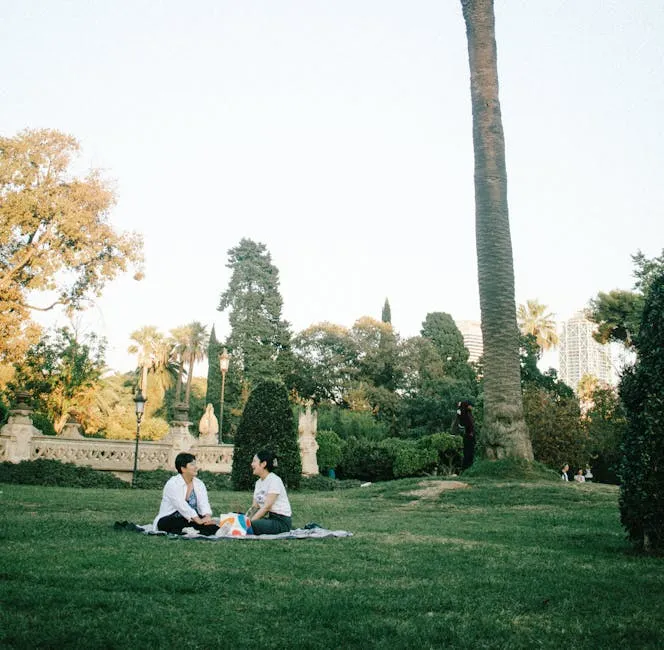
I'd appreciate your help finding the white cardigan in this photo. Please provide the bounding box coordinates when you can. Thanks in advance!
[153,474,212,529]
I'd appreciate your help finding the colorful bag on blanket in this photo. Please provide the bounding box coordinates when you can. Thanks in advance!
[216,513,252,537]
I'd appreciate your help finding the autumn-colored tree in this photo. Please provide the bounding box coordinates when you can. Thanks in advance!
[0,129,143,361]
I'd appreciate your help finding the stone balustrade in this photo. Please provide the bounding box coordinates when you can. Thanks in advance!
[0,404,319,482]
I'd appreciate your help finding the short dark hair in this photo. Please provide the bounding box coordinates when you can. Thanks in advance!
[175,452,196,474]
[256,450,277,472]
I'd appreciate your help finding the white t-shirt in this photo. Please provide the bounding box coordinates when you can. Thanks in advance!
[253,472,292,517]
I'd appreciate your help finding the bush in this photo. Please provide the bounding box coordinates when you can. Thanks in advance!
[619,270,664,553]
[336,437,440,481]
[316,429,345,473]
[31,412,57,436]
[417,433,463,475]
[298,475,362,491]
[0,459,128,488]
[317,405,388,441]
[231,380,301,490]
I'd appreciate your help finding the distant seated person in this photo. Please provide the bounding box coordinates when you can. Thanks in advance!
[584,466,593,482]
[574,468,586,483]
[246,450,292,535]
[153,452,219,536]
[561,464,570,481]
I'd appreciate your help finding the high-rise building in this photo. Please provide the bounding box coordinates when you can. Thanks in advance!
[456,320,483,363]
[558,312,613,390]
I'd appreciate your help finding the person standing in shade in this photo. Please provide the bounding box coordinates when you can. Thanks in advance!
[246,450,293,535]
[153,452,219,536]
[561,464,570,481]
[457,401,476,471]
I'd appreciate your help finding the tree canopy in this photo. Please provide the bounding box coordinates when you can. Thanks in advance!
[0,129,144,361]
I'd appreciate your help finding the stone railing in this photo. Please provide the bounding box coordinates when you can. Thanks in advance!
[1,404,320,482]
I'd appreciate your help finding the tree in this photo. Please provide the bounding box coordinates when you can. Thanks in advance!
[0,129,143,362]
[169,325,190,404]
[231,380,301,490]
[205,325,223,422]
[381,298,392,324]
[183,321,208,408]
[461,0,533,461]
[127,326,176,416]
[619,269,664,552]
[10,326,106,433]
[218,239,292,388]
[587,290,643,348]
[517,300,559,351]
[587,249,664,349]
[421,312,475,385]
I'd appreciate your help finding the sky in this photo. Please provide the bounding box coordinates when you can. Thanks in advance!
[2,0,663,375]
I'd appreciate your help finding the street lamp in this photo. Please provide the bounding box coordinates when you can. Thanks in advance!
[131,388,147,488]
[218,348,230,444]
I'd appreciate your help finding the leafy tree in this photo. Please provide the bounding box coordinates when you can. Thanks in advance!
[587,290,643,348]
[231,380,301,490]
[218,239,292,387]
[517,300,559,350]
[9,326,106,433]
[0,129,143,362]
[520,334,573,399]
[619,269,664,552]
[290,322,358,404]
[587,249,664,349]
[583,384,626,484]
[420,312,475,385]
[461,0,532,461]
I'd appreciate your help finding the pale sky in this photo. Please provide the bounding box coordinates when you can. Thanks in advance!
[2,0,663,374]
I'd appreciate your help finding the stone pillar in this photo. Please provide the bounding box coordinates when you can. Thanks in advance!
[165,405,197,468]
[0,391,40,463]
[298,405,319,476]
[60,418,84,439]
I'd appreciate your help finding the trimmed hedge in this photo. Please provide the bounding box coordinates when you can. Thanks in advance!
[0,459,128,488]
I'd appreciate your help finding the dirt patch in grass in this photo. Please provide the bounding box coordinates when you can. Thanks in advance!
[402,480,469,506]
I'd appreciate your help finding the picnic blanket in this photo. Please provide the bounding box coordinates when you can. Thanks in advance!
[114,520,353,541]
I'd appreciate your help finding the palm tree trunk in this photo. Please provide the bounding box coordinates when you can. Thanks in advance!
[461,0,533,460]
[175,353,184,404]
[185,356,194,407]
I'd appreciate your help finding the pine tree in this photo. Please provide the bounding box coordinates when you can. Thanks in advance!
[218,239,292,388]
[231,380,301,490]
[381,298,392,324]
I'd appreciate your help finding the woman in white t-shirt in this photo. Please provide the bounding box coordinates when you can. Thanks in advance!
[246,450,293,535]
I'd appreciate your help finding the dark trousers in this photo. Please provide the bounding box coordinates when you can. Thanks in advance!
[157,512,219,536]
[462,436,475,470]
[251,512,292,535]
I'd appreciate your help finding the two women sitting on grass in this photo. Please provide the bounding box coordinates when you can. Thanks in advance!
[153,450,292,537]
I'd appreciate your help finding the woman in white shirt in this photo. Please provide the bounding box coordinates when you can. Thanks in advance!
[153,452,219,535]
[246,450,293,535]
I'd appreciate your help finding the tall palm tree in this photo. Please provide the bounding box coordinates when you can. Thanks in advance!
[517,300,560,351]
[183,321,209,408]
[128,326,177,415]
[461,0,533,461]
[169,325,190,404]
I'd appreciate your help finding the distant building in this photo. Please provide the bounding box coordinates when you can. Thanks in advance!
[456,320,483,363]
[558,312,613,391]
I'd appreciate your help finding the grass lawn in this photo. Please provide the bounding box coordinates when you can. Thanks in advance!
[1,475,662,649]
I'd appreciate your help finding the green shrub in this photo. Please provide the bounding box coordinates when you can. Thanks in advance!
[231,380,301,490]
[0,399,8,425]
[316,429,345,473]
[392,443,437,478]
[461,458,559,481]
[0,459,128,488]
[619,270,664,553]
[417,432,463,475]
[317,405,388,441]
[31,412,57,436]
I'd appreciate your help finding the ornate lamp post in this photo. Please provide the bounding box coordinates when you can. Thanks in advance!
[218,348,230,444]
[131,389,147,488]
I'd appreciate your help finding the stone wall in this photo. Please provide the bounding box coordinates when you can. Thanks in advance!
[1,406,319,480]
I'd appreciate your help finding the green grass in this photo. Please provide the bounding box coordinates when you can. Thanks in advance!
[1,476,662,649]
